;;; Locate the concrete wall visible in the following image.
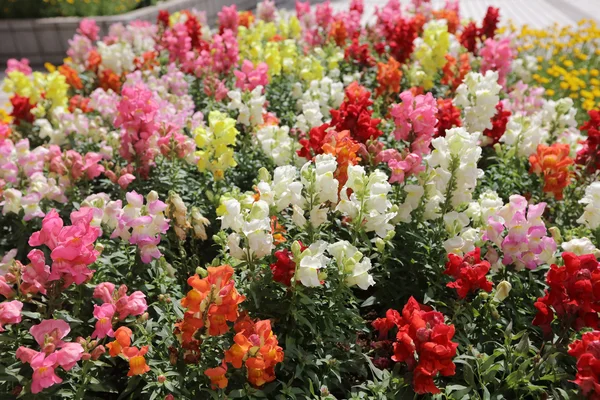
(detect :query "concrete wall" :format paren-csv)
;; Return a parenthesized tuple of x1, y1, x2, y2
(0, 0, 257, 66)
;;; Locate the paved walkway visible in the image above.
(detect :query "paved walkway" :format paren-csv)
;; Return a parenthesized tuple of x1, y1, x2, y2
(1, 0, 598, 112)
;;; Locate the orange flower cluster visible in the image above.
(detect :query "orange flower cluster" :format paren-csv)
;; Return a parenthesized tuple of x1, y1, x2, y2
(376, 57, 402, 97)
(106, 326, 151, 376)
(441, 54, 470, 91)
(322, 130, 361, 187)
(205, 316, 284, 388)
(176, 265, 245, 348)
(99, 69, 122, 94)
(58, 64, 83, 91)
(529, 143, 573, 200)
(329, 20, 348, 47)
(432, 9, 459, 34)
(238, 11, 255, 28)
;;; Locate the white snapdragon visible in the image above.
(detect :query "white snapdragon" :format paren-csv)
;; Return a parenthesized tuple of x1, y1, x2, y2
(561, 237, 599, 256)
(427, 127, 483, 211)
(294, 77, 344, 119)
(394, 184, 425, 223)
(578, 182, 600, 230)
(295, 101, 324, 132)
(542, 98, 578, 134)
(255, 125, 299, 166)
(466, 190, 504, 227)
(256, 166, 303, 211)
(336, 165, 396, 238)
(97, 41, 135, 75)
(227, 86, 266, 127)
(297, 241, 330, 287)
(327, 240, 375, 290)
(511, 55, 537, 83)
(454, 71, 501, 133)
(500, 113, 548, 157)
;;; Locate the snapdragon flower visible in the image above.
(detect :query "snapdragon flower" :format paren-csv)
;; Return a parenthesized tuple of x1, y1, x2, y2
(413, 20, 450, 90)
(255, 124, 299, 166)
(194, 110, 239, 180)
(500, 113, 548, 157)
(578, 182, 600, 230)
(97, 42, 136, 76)
(336, 165, 396, 238)
(454, 71, 501, 133)
(227, 86, 265, 127)
(327, 240, 375, 289)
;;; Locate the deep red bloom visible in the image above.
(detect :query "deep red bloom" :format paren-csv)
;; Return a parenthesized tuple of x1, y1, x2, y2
(482, 102, 511, 145)
(384, 16, 418, 64)
(344, 38, 375, 68)
(533, 252, 600, 335)
(183, 10, 208, 51)
(568, 331, 600, 399)
(576, 110, 600, 173)
(480, 7, 500, 40)
(297, 123, 330, 160)
(270, 243, 306, 286)
(330, 82, 382, 143)
(435, 98, 461, 137)
(372, 297, 458, 394)
(157, 10, 170, 28)
(460, 22, 479, 53)
(444, 248, 493, 299)
(10, 95, 34, 125)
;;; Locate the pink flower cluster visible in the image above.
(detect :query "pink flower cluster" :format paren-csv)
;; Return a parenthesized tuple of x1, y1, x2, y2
(163, 23, 192, 64)
(235, 60, 269, 91)
(92, 282, 147, 338)
(218, 4, 239, 34)
(391, 91, 438, 156)
(257, 0, 277, 22)
(17, 320, 84, 394)
(503, 81, 545, 116)
(480, 37, 515, 88)
(0, 300, 22, 331)
(114, 83, 160, 179)
(6, 58, 32, 75)
(29, 208, 102, 286)
(48, 146, 105, 183)
(483, 195, 556, 270)
(190, 29, 239, 76)
(111, 191, 170, 263)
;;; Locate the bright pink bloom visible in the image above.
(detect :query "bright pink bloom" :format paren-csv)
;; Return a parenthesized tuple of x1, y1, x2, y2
(480, 37, 514, 88)
(115, 290, 148, 319)
(21, 249, 50, 295)
(235, 60, 269, 91)
(29, 209, 64, 250)
(0, 300, 22, 331)
(391, 91, 438, 156)
(92, 303, 116, 339)
(6, 58, 32, 75)
(16, 346, 38, 364)
(30, 352, 63, 394)
(78, 18, 99, 41)
(0, 276, 14, 298)
(93, 282, 116, 304)
(218, 4, 239, 34)
(30, 319, 70, 347)
(55, 342, 84, 371)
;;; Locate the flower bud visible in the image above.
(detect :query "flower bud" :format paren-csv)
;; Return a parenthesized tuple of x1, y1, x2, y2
(494, 280, 512, 303)
(165, 395, 175, 400)
(291, 240, 302, 258)
(318, 271, 328, 281)
(548, 226, 562, 244)
(81, 352, 92, 361)
(158, 375, 166, 384)
(375, 238, 385, 253)
(195, 267, 208, 278)
(138, 312, 149, 322)
(94, 242, 105, 254)
(90, 345, 106, 360)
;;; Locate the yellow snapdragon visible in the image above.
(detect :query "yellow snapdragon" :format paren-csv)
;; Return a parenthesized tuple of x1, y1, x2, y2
(194, 111, 239, 180)
(414, 20, 450, 90)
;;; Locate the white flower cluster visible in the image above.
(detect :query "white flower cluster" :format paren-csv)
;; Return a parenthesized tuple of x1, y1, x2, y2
(228, 86, 265, 127)
(454, 71, 501, 133)
(255, 124, 299, 166)
(578, 182, 600, 230)
(427, 127, 484, 215)
(296, 241, 330, 287)
(256, 166, 303, 212)
(511, 55, 538, 83)
(395, 184, 425, 223)
(220, 196, 274, 261)
(541, 97, 582, 155)
(500, 114, 547, 157)
(327, 240, 375, 290)
(294, 101, 324, 133)
(561, 237, 599, 256)
(442, 211, 480, 255)
(336, 165, 396, 238)
(97, 41, 136, 75)
(292, 77, 344, 120)
(466, 190, 504, 227)
(293, 154, 339, 229)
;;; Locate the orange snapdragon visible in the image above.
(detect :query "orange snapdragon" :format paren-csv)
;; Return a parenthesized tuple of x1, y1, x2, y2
(376, 57, 402, 97)
(529, 143, 573, 200)
(321, 130, 361, 188)
(105, 327, 150, 377)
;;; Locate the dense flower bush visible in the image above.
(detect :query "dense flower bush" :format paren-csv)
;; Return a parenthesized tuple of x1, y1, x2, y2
(0, 1, 600, 398)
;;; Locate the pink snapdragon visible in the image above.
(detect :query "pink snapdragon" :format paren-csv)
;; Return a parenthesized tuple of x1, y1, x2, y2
(257, 0, 277, 21)
(92, 303, 116, 339)
(483, 195, 556, 270)
(78, 18, 100, 41)
(388, 153, 424, 184)
(67, 34, 93, 66)
(20, 250, 50, 295)
(0, 300, 22, 331)
(17, 320, 84, 394)
(6, 58, 32, 75)
(93, 282, 148, 320)
(480, 37, 515, 88)
(111, 191, 169, 263)
(114, 83, 160, 179)
(503, 81, 545, 116)
(315, 1, 334, 28)
(235, 60, 269, 91)
(90, 88, 120, 120)
(391, 91, 438, 156)
(218, 4, 239, 34)
(29, 208, 102, 287)
(162, 23, 192, 64)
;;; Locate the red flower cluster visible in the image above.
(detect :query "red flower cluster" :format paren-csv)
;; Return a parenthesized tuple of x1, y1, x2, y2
(459, 7, 500, 53)
(576, 110, 600, 173)
(344, 37, 375, 68)
(330, 82, 382, 143)
(444, 248, 494, 299)
(533, 252, 600, 335)
(10, 95, 34, 125)
(482, 102, 511, 145)
(379, 16, 419, 64)
(270, 245, 305, 286)
(569, 330, 600, 399)
(435, 98, 462, 137)
(529, 143, 573, 200)
(372, 297, 458, 394)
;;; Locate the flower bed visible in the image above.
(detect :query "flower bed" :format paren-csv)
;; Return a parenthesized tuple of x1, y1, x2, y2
(0, 0, 600, 399)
